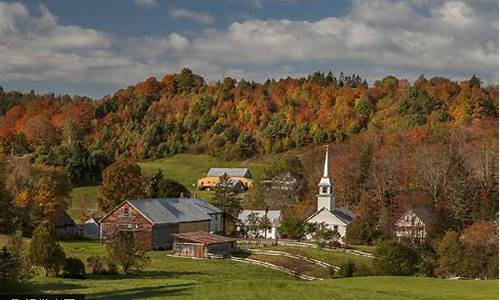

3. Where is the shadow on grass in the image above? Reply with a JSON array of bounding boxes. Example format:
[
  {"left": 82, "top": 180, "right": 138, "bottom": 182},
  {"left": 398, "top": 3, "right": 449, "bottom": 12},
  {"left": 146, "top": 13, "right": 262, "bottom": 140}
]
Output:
[
  {"left": 2, "top": 280, "right": 87, "bottom": 293},
  {"left": 86, "top": 270, "right": 205, "bottom": 280},
  {"left": 88, "top": 282, "right": 195, "bottom": 300}
]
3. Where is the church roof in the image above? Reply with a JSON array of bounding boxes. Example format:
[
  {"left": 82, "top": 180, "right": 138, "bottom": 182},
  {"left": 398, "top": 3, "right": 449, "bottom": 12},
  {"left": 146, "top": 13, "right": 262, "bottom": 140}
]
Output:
[{"left": 306, "top": 207, "right": 354, "bottom": 225}]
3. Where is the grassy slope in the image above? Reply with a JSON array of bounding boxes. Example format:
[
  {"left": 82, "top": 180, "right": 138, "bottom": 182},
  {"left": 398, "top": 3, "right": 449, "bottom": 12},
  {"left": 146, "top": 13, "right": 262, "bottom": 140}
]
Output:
[
  {"left": 68, "top": 153, "right": 269, "bottom": 220},
  {"left": 6, "top": 240, "right": 497, "bottom": 300}
]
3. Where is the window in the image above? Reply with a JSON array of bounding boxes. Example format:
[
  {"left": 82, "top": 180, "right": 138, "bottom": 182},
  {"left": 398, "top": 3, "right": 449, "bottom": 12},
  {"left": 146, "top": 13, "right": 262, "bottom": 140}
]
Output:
[
  {"left": 321, "top": 186, "right": 328, "bottom": 194},
  {"left": 333, "top": 225, "right": 338, "bottom": 231},
  {"left": 123, "top": 207, "right": 129, "bottom": 217}
]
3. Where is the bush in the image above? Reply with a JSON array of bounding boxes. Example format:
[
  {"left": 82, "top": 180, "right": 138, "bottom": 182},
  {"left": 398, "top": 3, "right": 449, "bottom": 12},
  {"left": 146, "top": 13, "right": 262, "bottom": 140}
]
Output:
[
  {"left": 62, "top": 257, "right": 85, "bottom": 279},
  {"left": 338, "top": 260, "right": 356, "bottom": 277},
  {"left": 374, "top": 240, "right": 419, "bottom": 276},
  {"left": 106, "top": 231, "right": 150, "bottom": 275},
  {"left": 86, "top": 255, "right": 105, "bottom": 274}
]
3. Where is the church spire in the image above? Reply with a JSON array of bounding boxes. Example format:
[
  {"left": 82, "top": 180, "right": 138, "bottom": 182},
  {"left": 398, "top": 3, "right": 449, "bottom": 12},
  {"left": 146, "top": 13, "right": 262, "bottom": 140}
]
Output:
[
  {"left": 323, "top": 145, "right": 329, "bottom": 178},
  {"left": 317, "top": 145, "right": 335, "bottom": 211}
]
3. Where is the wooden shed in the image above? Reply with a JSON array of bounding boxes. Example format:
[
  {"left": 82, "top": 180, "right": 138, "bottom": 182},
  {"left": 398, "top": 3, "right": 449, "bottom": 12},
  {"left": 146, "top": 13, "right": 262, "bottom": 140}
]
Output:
[{"left": 172, "top": 231, "right": 237, "bottom": 258}]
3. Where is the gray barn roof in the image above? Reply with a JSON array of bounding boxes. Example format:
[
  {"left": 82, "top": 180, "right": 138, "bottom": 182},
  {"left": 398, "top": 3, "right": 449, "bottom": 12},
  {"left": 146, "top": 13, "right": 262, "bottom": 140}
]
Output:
[
  {"left": 127, "top": 198, "right": 221, "bottom": 225},
  {"left": 207, "top": 168, "right": 253, "bottom": 179}
]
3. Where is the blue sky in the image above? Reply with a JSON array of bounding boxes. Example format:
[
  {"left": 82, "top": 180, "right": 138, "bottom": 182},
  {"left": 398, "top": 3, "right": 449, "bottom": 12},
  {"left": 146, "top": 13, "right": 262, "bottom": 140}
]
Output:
[{"left": 0, "top": 0, "right": 498, "bottom": 98}]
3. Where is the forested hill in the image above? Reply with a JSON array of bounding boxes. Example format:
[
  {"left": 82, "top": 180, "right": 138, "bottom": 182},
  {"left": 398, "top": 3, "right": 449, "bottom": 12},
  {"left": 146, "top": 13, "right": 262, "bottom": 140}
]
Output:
[{"left": 0, "top": 69, "right": 497, "bottom": 185}]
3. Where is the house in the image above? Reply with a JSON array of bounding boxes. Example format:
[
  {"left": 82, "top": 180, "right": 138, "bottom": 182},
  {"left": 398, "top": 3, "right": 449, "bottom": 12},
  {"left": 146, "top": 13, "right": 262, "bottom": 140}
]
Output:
[
  {"left": 197, "top": 168, "right": 253, "bottom": 190},
  {"left": 237, "top": 210, "right": 282, "bottom": 239},
  {"left": 55, "top": 211, "right": 81, "bottom": 239},
  {"left": 260, "top": 171, "right": 299, "bottom": 191},
  {"left": 306, "top": 147, "right": 354, "bottom": 243},
  {"left": 172, "top": 231, "right": 237, "bottom": 258},
  {"left": 100, "top": 198, "right": 222, "bottom": 251},
  {"left": 81, "top": 218, "right": 100, "bottom": 240},
  {"left": 395, "top": 208, "right": 432, "bottom": 242}
]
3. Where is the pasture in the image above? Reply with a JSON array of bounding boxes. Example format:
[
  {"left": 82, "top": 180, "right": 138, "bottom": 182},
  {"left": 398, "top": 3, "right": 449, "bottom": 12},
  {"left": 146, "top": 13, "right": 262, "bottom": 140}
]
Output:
[{"left": 1, "top": 238, "right": 497, "bottom": 300}]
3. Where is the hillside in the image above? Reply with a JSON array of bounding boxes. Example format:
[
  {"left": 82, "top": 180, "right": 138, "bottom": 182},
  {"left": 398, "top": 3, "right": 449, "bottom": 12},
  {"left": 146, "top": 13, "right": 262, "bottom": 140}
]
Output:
[{"left": 68, "top": 153, "right": 272, "bottom": 220}]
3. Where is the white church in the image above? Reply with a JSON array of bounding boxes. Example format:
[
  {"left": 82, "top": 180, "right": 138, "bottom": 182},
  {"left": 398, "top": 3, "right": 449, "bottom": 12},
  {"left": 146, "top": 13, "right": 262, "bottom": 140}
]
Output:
[{"left": 306, "top": 146, "right": 354, "bottom": 243}]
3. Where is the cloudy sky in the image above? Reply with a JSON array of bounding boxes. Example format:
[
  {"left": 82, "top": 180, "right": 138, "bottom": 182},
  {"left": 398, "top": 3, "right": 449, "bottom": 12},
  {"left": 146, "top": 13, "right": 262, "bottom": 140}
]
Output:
[{"left": 0, "top": 0, "right": 498, "bottom": 98}]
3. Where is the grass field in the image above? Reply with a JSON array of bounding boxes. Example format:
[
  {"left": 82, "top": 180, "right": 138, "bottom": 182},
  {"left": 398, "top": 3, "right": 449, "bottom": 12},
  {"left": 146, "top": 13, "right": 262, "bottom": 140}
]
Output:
[
  {"left": 2, "top": 239, "right": 497, "bottom": 300},
  {"left": 67, "top": 153, "right": 270, "bottom": 220},
  {"left": 242, "top": 244, "right": 373, "bottom": 267}
]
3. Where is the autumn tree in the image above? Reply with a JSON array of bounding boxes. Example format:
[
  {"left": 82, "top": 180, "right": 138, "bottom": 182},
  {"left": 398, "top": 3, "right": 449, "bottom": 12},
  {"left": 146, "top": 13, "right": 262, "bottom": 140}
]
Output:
[{"left": 98, "top": 160, "right": 146, "bottom": 212}]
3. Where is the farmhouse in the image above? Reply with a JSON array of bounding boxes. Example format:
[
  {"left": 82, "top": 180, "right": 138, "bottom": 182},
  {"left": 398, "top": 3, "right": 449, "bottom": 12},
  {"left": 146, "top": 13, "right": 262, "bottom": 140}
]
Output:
[
  {"left": 306, "top": 147, "right": 354, "bottom": 243},
  {"left": 237, "top": 210, "right": 282, "bottom": 239},
  {"left": 100, "top": 198, "right": 222, "bottom": 250},
  {"left": 197, "top": 168, "right": 253, "bottom": 190},
  {"left": 395, "top": 208, "right": 432, "bottom": 242},
  {"left": 172, "top": 231, "right": 237, "bottom": 258}
]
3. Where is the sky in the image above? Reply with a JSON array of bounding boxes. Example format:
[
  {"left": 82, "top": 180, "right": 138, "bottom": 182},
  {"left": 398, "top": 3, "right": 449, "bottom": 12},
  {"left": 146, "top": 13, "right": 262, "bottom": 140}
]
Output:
[{"left": 0, "top": 0, "right": 498, "bottom": 98}]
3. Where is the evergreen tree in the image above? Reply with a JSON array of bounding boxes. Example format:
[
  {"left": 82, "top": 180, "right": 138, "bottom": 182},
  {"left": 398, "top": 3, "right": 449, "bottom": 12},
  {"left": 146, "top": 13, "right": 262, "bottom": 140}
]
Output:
[
  {"left": 214, "top": 174, "right": 242, "bottom": 235},
  {"left": 28, "top": 222, "right": 65, "bottom": 277}
]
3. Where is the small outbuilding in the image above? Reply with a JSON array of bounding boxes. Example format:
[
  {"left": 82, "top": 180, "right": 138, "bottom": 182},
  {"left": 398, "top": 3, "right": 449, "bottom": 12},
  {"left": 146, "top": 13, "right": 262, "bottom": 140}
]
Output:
[
  {"left": 55, "top": 211, "right": 81, "bottom": 239},
  {"left": 81, "top": 218, "right": 100, "bottom": 240},
  {"left": 172, "top": 231, "right": 237, "bottom": 258},
  {"left": 395, "top": 208, "right": 432, "bottom": 242}
]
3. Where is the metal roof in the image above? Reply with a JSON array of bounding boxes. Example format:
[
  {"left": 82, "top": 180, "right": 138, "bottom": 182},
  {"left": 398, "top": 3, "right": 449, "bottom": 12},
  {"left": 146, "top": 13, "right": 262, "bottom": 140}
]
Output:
[
  {"left": 127, "top": 198, "right": 221, "bottom": 225},
  {"left": 238, "top": 210, "right": 282, "bottom": 226},
  {"left": 173, "top": 231, "right": 237, "bottom": 245},
  {"left": 306, "top": 207, "right": 354, "bottom": 225},
  {"left": 207, "top": 168, "right": 252, "bottom": 178}
]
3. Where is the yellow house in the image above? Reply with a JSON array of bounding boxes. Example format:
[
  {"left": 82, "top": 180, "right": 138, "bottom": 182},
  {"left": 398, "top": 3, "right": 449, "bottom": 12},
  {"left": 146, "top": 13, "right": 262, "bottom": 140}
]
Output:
[{"left": 197, "top": 168, "right": 253, "bottom": 190}]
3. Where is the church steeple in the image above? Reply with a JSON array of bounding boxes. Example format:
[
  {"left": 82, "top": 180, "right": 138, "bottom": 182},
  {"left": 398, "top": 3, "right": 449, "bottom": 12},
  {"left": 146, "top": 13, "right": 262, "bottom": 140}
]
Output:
[{"left": 317, "top": 146, "right": 335, "bottom": 211}]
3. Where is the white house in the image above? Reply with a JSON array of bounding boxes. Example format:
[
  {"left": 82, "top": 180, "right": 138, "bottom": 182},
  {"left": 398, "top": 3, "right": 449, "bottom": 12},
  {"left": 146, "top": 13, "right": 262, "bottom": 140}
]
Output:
[
  {"left": 237, "top": 210, "right": 282, "bottom": 239},
  {"left": 306, "top": 146, "right": 354, "bottom": 243},
  {"left": 395, "top": 208, "right": 432, "bottom": 242}
]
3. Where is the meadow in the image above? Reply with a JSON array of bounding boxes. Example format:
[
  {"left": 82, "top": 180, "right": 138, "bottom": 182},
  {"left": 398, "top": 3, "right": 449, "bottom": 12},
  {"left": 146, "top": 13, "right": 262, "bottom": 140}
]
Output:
[
  {"left": 1, "top": 238, "right": 497, "bottom": 300},
  {"left": 68, "top": 153, "right": 271, "bottom": 219}
]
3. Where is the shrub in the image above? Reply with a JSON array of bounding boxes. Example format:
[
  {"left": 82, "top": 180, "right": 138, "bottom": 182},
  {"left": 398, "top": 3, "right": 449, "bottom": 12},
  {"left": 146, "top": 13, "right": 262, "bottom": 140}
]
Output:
[
  {"left": 86, "top": 255, "right": 105, "bottom": 274},
  {"left": 338, "top": 260, "right": 356, "bottom": 278},
  {"left": 62, "top": 257, "right": 85, "bottom": 279},
  {"left": 106, "top": 231, "right": 150, "bottom": 275},
  {"left": 374, "top": 240, "right": 419, "bottom": 276}
]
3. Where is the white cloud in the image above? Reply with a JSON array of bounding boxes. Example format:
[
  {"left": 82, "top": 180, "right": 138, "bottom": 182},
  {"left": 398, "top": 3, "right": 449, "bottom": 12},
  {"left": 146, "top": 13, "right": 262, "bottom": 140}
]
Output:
[
  {"left": 133, "top": 0, "right": 157, "bottom": 7},
  {"left": 0, "top": 0, "right": 497, "bottom": 97},
  {"left": 167, "top": 7, "right": 215, "bottom": 24}
]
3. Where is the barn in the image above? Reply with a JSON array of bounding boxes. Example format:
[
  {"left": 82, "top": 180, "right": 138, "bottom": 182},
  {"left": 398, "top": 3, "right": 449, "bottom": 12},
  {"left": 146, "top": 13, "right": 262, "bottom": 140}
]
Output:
[
  {"left": 100, "top": 198, "right": 222, "bottom": 251},
  {"left": 172, "top": 231, "right": 237, "bottom": 258},
  {"left": 197, "top": 168, "right": 253, "bottom": 190}
]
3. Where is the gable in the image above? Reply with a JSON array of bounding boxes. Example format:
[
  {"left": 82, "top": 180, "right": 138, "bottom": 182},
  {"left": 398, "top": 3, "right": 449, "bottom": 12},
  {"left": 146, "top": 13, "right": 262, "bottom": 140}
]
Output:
[
  {"left": 395, "top": 210, "right": 425, "bottom": 227},
  {"left": 100, "top": 202, "right": 153, "bottom": 226},
  {"left": 307, "top": 208, "right": 348, "bottom": 226}
]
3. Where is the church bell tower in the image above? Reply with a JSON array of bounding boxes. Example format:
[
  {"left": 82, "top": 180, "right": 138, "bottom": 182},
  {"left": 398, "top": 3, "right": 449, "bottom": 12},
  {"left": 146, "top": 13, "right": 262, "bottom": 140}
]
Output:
[{"left": 317, "top": 146, "right": 335, "bottom": 211}]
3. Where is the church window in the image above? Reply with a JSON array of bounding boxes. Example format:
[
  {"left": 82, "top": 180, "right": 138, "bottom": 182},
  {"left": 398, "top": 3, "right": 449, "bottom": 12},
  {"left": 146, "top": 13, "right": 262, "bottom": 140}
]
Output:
[{"left": 322, "top": 186, "right": 328, "bottom": 194}]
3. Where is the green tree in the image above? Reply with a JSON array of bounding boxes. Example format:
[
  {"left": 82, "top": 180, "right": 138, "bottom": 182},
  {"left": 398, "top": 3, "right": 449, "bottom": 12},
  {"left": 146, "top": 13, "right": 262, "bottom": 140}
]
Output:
[
  {"left": 145, "top": 170, "right": 191, "bottom": 198},
  {"left": 99, "top": 160, "right": 146, "bottom": 212},
  {"left": 106, "top": 231, "right": 150, "bottom": 275},
  {"left": 214, "top": 174, "right": 242, "bottom": 235},
  {"left": 28, "top": 221, "right": 66, "bottom": 277},
  {"left": 374, "top": 241, "right": 419, "bottom": 276},
  {"left": 6, "top": 230, "right": 29, "bottom": 280},
  {"left": 278, "top": 215, "right": 306, "bottom": 240}
]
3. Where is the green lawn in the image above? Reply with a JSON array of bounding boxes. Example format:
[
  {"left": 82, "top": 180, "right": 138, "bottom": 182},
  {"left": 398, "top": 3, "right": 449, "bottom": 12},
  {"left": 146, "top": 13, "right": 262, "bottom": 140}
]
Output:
[
  {"left": 6, "top": 240, "right": 497, "bottom": 300},
  {"left": 67, "top": 153, "right": 269, "bottom": 220},
  {"left": 138, "top": 153, "right": 268, "bottom": 189}
]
